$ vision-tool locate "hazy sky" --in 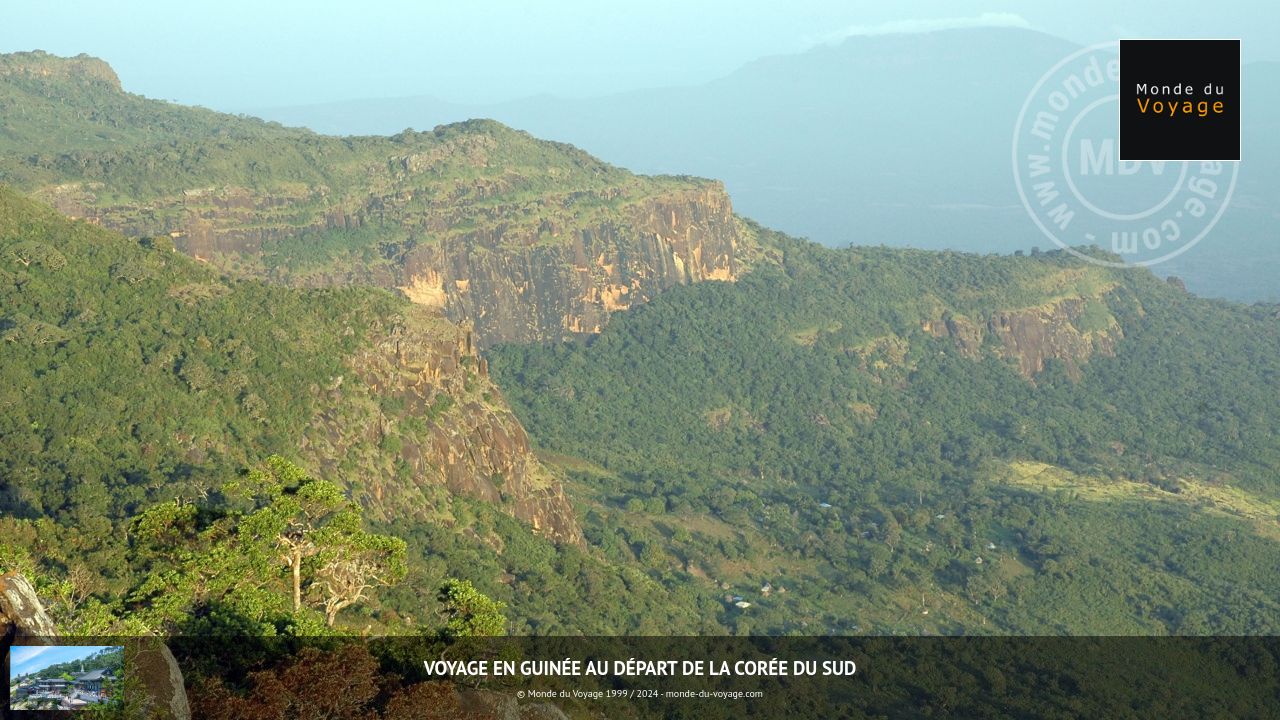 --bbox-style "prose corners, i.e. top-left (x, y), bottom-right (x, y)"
top-left (1, 1), bottom-right (1275, 109)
